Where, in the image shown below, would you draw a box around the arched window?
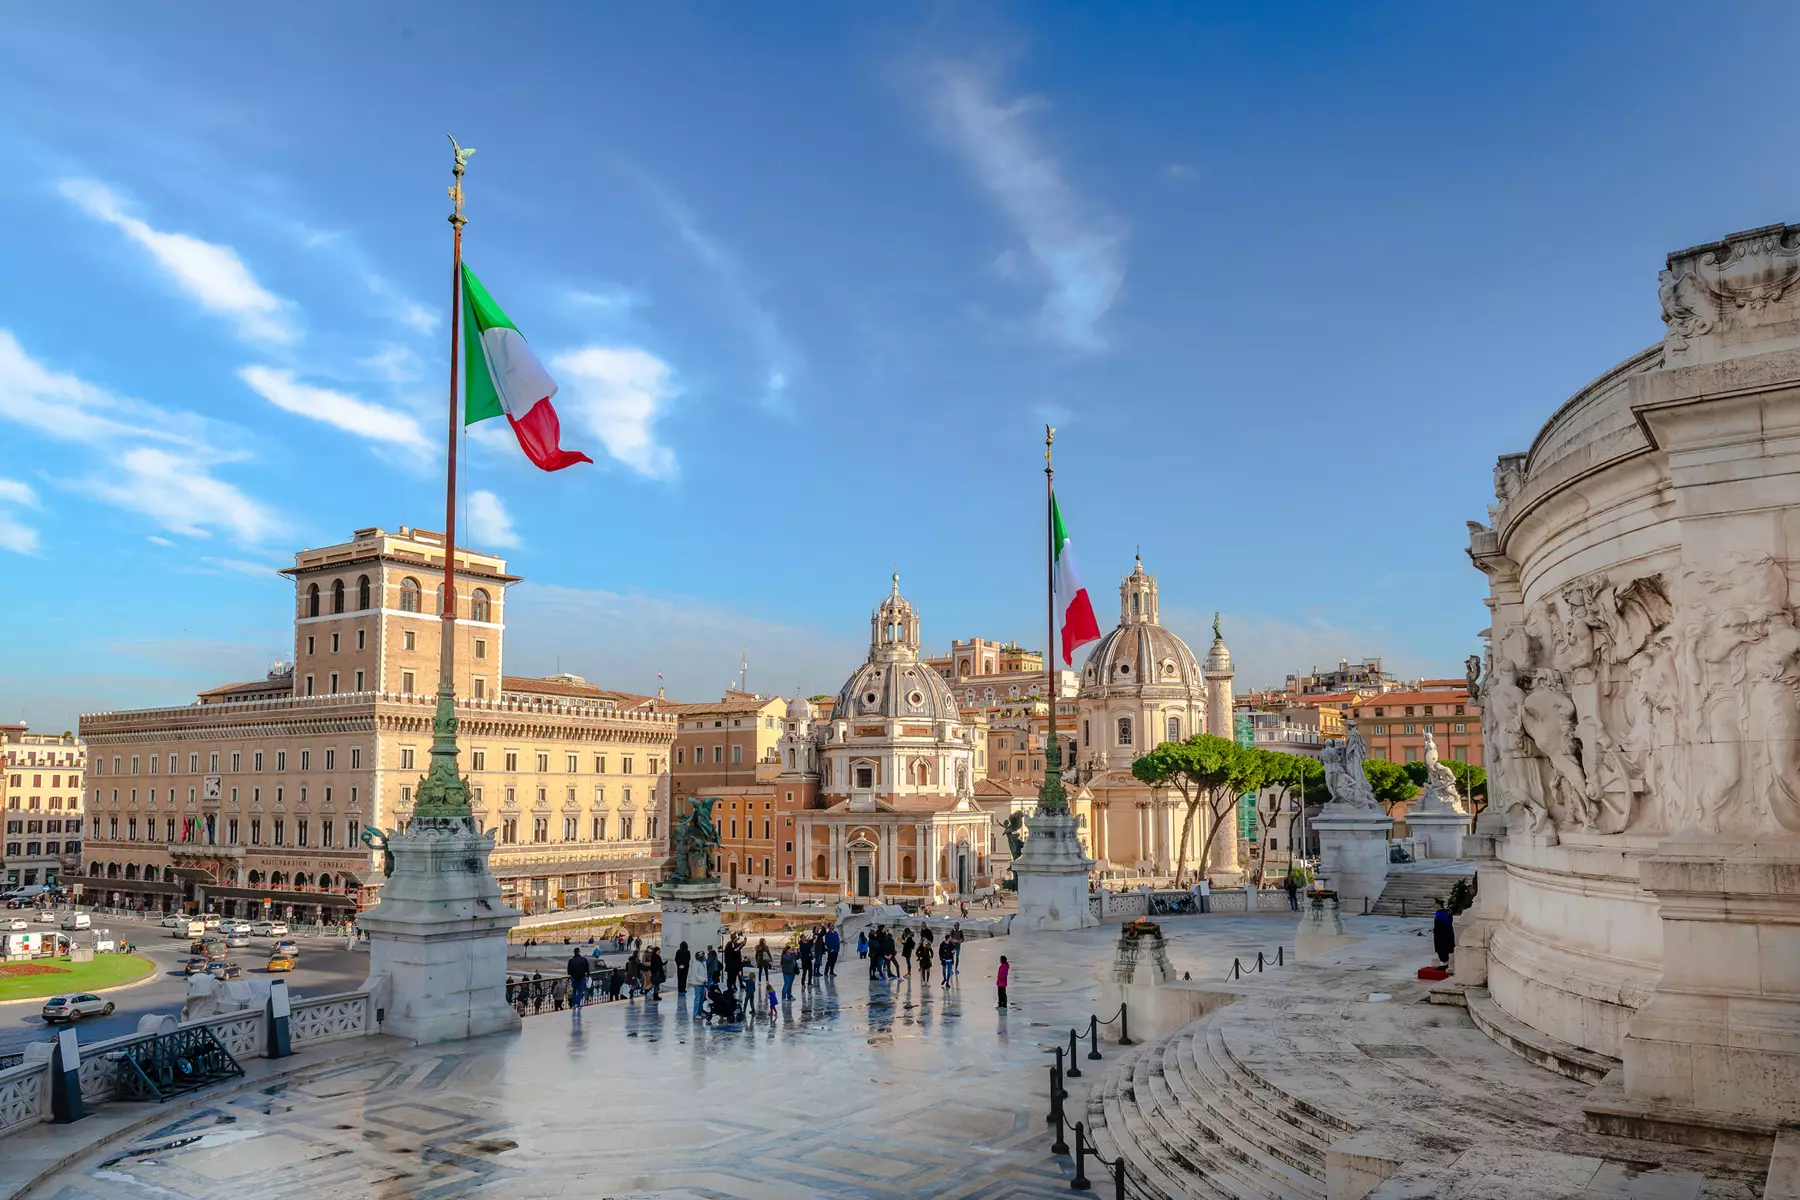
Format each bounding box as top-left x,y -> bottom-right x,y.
247,870 -> 262,884
437,584 -> 449,616
1167,717 -> 1181,741
317,873 -> 332,889
471,588 -> 491,622
293,872 -> 310,888
332,579 -> 345,614
270,871 -> 286,886
106,862 -> 119,879
1117,717 -> 1133,746
400,578 -> 421,613
902,854 -> 915,881
125,863 -> 138,880
357,575 -> 371,610
307,583 -> 320,618
1132,594 -> 1140,617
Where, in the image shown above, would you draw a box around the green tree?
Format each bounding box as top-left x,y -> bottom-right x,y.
1132,734 -> 1265,886
1364,758 -> 1417,815
1252,749 -> 1312,885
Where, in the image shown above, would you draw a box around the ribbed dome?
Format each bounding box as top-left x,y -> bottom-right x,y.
1080,622 -> 1206,692
834,658 -> 961,721
786,693 -> 815,722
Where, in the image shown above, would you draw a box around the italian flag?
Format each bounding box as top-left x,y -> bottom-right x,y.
461,264 -> 593,471
1052,490 -> 1102,665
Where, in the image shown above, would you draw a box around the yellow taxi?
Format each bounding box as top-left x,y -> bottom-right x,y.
267,951 -> 297,972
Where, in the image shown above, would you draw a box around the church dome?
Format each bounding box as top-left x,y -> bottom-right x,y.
1079,557 -> 1206,694
786,693 -> 815,722
832,575 -> 963,721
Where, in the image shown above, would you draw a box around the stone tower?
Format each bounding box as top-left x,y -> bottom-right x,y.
1203,613 -> 1234,738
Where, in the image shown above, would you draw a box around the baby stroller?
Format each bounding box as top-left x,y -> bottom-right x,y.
702,981 -> 739,1023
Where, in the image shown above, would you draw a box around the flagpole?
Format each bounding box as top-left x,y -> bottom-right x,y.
1039,425 -> 1066,816
413,136 -> 477,824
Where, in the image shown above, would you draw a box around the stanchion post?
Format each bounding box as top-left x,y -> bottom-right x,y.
1067,1028 -> 1083,1078
1051,1104 -> 1070,1156
1256,950 -> 1265,972
1118,1002 -> 1133,1046
1277,946 -> 1284,967
1054,1047 -> 1070,1099
1113,1156 -> 1127,1200
1047,1064 -> 1061,1126
1071,1120 -> 1092,1190
1087,1013 -> 1102,1060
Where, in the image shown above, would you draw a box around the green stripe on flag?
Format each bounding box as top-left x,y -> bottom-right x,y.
1051,491 -> 1070,556
460,264 -> 508,426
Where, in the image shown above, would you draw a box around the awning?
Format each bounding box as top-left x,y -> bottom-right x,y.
199,884 -> 358,908
83,878 -> 185,896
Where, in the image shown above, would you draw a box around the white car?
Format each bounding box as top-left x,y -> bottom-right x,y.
250,921 -> 289,937
4,918 -> 26,931
35,910 -> 57,923
41,993 -> 114,1023
202,914 -> 222,929
160,915 -> 184,929
222,921 -> 253,936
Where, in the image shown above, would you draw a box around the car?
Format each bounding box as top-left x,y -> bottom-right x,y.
35,910 -> 57,923
266,952 -> 296,972
180,956 -> 209,976
58,913 -> 90,931
40,993 -> 114,1023
251,921 -> 288,937
4,918 -> 26,931
271,939 -> 298,957
222,921 -> 253,936
204,961 -> 243,981
201,914 -> 222,929
225,932 -> 249,948
160,915 -> 184,929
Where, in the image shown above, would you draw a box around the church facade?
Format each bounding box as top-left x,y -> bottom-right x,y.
784,578 -> 995,903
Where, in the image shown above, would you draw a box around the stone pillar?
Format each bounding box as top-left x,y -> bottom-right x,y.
1406,806 -> 1473,860
359,820 -> 520,1045
657,879 -> 725,963
1011,811 -> 1098,932
1311,803 -> 1393,911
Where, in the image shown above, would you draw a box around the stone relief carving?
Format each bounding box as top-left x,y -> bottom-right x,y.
1660,225 -> 1800,354
1682,551 -> 1800,835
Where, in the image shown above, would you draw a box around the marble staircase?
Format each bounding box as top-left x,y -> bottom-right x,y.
1369,864 -> 1472,916
1086,1009 -> 1354,1200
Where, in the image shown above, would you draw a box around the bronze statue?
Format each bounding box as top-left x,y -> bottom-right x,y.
667,797 -> 722,883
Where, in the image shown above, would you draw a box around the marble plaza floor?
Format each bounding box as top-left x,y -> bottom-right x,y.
24,915 -> 1309,1200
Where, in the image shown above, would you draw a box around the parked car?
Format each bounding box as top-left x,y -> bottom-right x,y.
41,993 -> 114,1023
266,951 -> 296,972
204,961 -> 243,981
59,913 -> 91,931
180,956 -> 209,976
4,918 -> 26,931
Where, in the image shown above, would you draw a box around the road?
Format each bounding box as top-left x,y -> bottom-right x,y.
0,913 -> 370,1055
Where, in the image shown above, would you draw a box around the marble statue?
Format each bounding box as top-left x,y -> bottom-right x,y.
1413,728 -> 1464,814
1321,721 -> 1378,809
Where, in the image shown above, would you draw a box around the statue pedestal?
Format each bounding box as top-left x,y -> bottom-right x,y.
1406,804 -> 1473,859
656,880 -> 725,963
1012,812 -> 1097,933
1312,803 -> 1393,911
359,819 -> 520,1045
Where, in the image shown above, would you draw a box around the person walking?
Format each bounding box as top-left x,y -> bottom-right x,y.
1433,900 -> 1456,967
754,937 -> 773,984
901,928 -> 916,976
705,945 -> 721,986
948,923 -> 965,974
1285,872 -> 1300,912
917,936 -> 934,981
812,927 -> 829,979
648,946 -> 665,1000
780,945 -> 799,1001
675,940 -> 692,993
624,950 -> 642,999
856,930 -> 869,960
723,937 -> 743,994
940,939 -> 955,988
996,955 -> 1009,1009
824,924 -> 841,976
566,946 -> 591,1009
797,933 -> 813,983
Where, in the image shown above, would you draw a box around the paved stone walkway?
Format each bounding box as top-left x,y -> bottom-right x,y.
24,915 -> 1305,1200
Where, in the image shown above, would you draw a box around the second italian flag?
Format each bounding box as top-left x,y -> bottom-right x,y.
462,264 -> 593,471
1052,491 -> 1102,665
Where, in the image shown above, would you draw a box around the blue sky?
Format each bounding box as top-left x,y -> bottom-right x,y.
4,4 -> 1800,732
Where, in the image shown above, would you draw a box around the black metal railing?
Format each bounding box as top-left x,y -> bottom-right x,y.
1224,947 -> 1287,980
1045,1048 -> 1133,1198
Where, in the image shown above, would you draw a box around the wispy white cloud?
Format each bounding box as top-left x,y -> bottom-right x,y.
200,556 -> 286,579
549,345 -> 678,479
646,186 -> 798,416
238,365 -> 430,453
0,329 -> 210,449
467,489 -> 520,549
1163,605 -> 1457,692
147,535 -> 175,547
0,479 -> 39,508
923,63 -> 1126,352
57,178 -> 300,345
363,272 -> 437,334
77,447 -> 282,543
567,285 -> 645,313
358,342 -> 424,385
0,511 -> 41,555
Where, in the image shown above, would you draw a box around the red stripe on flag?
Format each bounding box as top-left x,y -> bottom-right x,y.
507,397 -> 594,472
1060,587 -> 1102,665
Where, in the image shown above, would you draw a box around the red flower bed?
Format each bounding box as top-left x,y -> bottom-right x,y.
0,963 -> 69,979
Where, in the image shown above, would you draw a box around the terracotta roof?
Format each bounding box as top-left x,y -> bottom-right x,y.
974,779 -> 1039,798
197,679 -> 292,700
1351,689 -> 1473,709
663,697 -> 779,716
502,676 -> 657,708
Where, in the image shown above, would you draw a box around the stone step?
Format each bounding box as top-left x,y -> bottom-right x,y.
1464,986 -> 1619,1085
1369,872 -> 1472,916
1215,1021 -> 1360,1139
1088,1046 -> 1232,1200
1157,1031 -> 1329,1198
1134,1038 -> 1315,1200
1173,1024 -> 1331,1177
1198,1022 -> 1341,1148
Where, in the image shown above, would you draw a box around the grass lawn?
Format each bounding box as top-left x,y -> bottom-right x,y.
0,954 -> 156,1002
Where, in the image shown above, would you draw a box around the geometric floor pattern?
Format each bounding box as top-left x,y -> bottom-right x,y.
29,917 -> 1312,1200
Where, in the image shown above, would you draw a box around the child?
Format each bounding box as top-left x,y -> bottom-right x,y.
857,930 -> 869,959
996,955 -> 1009,1009
767,979 -> 779,1014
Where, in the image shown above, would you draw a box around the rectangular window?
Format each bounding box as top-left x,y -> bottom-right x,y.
475,638 -> 486,659
536,787 -> 546,805
536,752 -> 550,772
856,767 -> 873,789
731,745 -> 743,765
563,817 -> 577,841
713,745 -> 723,764
147,755 -> 158,774
323,819 -> 334,848
675,748 -> 684,765
357,629 -> 366,650
593,816 -> 606,840
472,750 -> 486,771
566,754 -> 578,774
533,817 -> 548,843
505,751 -> 519,772
297,818 -> 308,847
1454,722 -> 1467,733
730,819 -> 738,838
331,632 -> 340,653
307,636 -> 316,655
400,749 -> 415,770
594,755 -> 607,773
622,756 -> 634,774
299,750 -> 311,771
273,818 -> 285,845
622,787 -> 632,806
404,631 -> 416,651
253,751 -> 263,772
402,671 -> 415,693
250,818 -> 261,846
324,749 -> 335,771
276,751 -> 286,771
621,816 -> 634,839
473,677 -> 485,699
505,786 -> 516,806
130,755 -> 139,775
356,669 -> 366,691
763,819 -> 771,839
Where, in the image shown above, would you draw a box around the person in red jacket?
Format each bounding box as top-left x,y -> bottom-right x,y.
996,956 -> 1010,1009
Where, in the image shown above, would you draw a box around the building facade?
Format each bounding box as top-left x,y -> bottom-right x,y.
2,727 -> 85,891
788,578 -> 996,903
1070,557 -> 1237,878
77,526 -> 674,919
1348,686 -> 1483,769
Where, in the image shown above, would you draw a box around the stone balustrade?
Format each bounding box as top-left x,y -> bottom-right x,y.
0,988 -> 376,1138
